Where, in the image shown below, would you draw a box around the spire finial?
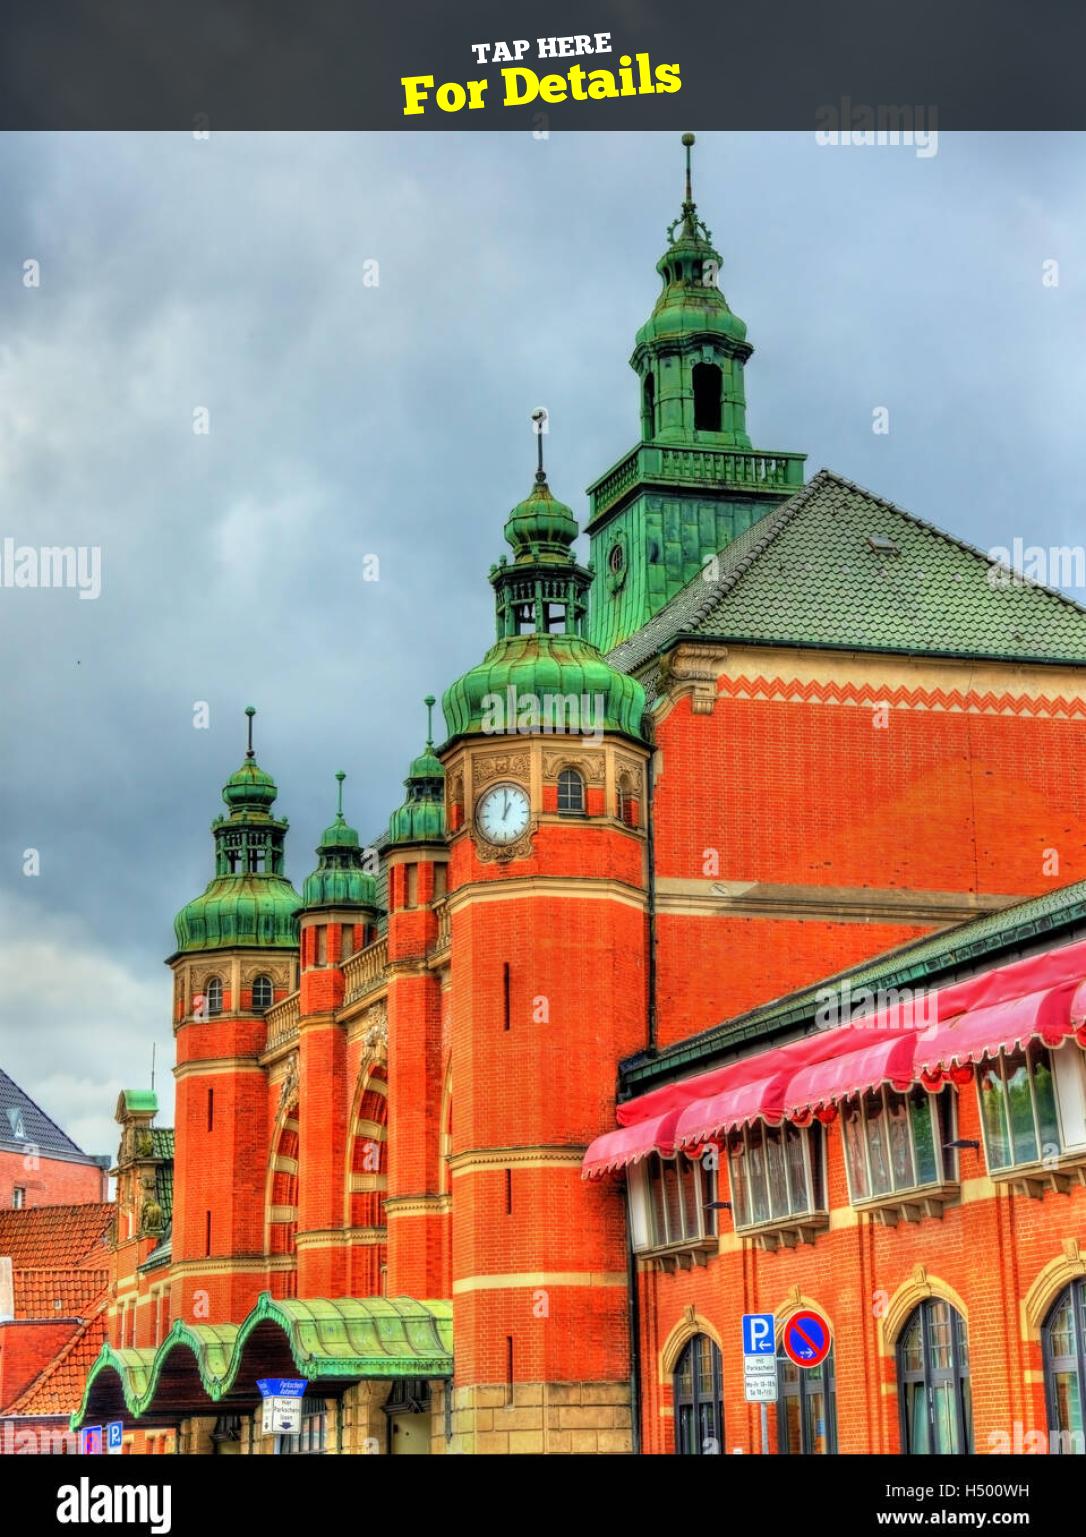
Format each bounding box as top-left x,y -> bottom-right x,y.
244,705 -> 256,760
335,770 -> 346,819
424,694 -> 436,748
682,132 -> 695,207
530,407 -> 548,484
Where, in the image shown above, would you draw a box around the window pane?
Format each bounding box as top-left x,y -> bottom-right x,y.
1004,1052 -> 1039,1164
649,1159 -> 668,1244
664,1162 -> 685,1240
843,1101 -> 869,1199
911,1089 -> 938,1186
905,1381 -> 929,1454
697,1336 -> 714,1397
786,1124 -> 810,1212
931,1382 -> 958,1454
728,1141 -> 749,1228
765,1128 -> 789,1218
978,1061 -> 1011,1170
865,1092 -> 892,1195
1030,1046 -> 1061,1161
927,1299 -> 952,1371
748,1131 -> 770,1224
805,1384 -> 828,1455
887,1091 -> 915,1191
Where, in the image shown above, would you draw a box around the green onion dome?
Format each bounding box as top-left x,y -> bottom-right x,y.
303,772 -> 379,910
383,697 -> 446,849
171,709 -> 302,956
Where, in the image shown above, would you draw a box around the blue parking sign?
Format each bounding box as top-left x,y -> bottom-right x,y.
742,1312 -> 775,1355
106,1421 -> 124,1454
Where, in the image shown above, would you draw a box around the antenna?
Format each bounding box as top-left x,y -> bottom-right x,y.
150,1041 -> 156,1095
244,705 -> 256,759
530,407 -> 548,483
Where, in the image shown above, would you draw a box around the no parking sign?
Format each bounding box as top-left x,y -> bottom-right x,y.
781,1310 -> 831,1369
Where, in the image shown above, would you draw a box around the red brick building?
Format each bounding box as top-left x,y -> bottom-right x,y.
74,137 -> 1086,1455
0,1070 -> 109,1210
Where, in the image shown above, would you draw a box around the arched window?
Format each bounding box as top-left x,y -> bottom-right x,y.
1043,1280 -> 1086,1452
643,373 -> 656,437
692,362 -> 723,432
778,1345 -> 837,1454
205,976 -> 223,1016
252,974 -> 274,1011
557,767 -> 585,815
617,773 -> 638,828
898,1300 -> 972,1454
674,1334 -> 723,1455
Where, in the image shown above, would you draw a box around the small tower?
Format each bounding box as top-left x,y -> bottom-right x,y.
380,701 -> 450,1302
438,423 -> 651,1452
586,133 -> 806,652
167,709 -> 301,1323
295,774 -> 381,1297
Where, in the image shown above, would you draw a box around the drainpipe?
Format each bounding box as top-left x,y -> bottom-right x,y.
626,1213 -> 643,1456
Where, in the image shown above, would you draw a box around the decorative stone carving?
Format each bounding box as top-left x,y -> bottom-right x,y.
472,751 -> 530,786
661,643 -> 723,715
473,819 -> 538,865
542,750 -> 605,783
362,1004 -> 388,1055
278,1054 -> 300,1112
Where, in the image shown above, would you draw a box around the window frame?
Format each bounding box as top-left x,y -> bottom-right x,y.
251,974 -> 274,1011
777,1344 -> 838,1455
673,1333 -> 724,1456
205,976 -> 223,1017
977,1042 -> 1068,1177
841,1083 -> 957,1212
726,1119 -> 826,1241
629,1151 -> 718,1254
897,1299 -> 973,1455
556,767 -> 586,817
1042,1278 -> 1086,1454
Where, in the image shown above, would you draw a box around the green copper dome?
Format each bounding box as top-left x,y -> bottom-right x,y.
172,709 -> 302,956
303,772 -> 379,909
443,432 -> 647,746
384,698 -> 447,849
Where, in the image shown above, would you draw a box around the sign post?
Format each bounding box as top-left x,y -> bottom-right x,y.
256,1377 -> 308,1437
741,1312 -> 777,1454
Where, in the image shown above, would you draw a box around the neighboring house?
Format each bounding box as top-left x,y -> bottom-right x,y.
0,1069 -> 110,1209
0,1202 -> 113,1452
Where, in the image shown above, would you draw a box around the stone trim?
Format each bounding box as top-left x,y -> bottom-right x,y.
452,1270 -> 626,1295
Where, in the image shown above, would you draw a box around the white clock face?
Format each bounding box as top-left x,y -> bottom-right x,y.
476,782 -> 531,846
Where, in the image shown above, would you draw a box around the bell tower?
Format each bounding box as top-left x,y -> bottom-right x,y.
586,133 -> 806,653
167,708 -> 301,1323
439,423 -> 650,1453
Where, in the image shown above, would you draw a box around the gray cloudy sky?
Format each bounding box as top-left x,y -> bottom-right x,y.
1,130 -> 1084,1161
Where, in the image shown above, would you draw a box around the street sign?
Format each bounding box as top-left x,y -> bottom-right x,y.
741,1312 -> 775,1356
258,1377 -> 308,1436
106,1420 -> 124,1455
782,1309 -> 831,1369
743,1354 -> 778,1403
79,1425 -> 103,1456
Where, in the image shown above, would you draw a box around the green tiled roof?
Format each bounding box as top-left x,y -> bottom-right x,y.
72,1293 -> 453,1428
610,469 -> 1086,676
622,877 -> 1086,1093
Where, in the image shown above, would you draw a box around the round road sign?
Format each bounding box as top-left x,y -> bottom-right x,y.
782,1310 -> 831,1369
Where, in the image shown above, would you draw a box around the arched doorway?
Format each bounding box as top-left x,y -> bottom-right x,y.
673,1333 -> 723,1455
898,1299 -> 972,1454
1043,1279 -> 1086,1452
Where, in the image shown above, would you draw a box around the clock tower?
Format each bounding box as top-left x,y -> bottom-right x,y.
438,430 -> 650,1452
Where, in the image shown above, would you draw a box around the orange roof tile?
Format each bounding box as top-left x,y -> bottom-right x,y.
0,1203 -> 113,1269
5,1302 -> 109,1417
13,1267 -> 109,1320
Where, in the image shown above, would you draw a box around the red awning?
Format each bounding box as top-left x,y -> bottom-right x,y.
582,1109 -> 680,1179
674,1071 -> 791,1148
783,1029 -> 923,1117
914,979 -> 1086,1077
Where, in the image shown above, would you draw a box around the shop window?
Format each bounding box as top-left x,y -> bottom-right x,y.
898,1299 -> 972,1454
842,1084 -> 956,1214
674,1334 -> 724,1455
557,768 -> 585,815
205,976 -> 223,1016
251,974 -> 273,1011
1043,1280 -> 1086,1454
978,1044 -> 1086,1180
628,1151 -> 717,1253
727,1121 -> 825,1241
276,1397 -> 328,1456
778,1345 -> 837,1454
